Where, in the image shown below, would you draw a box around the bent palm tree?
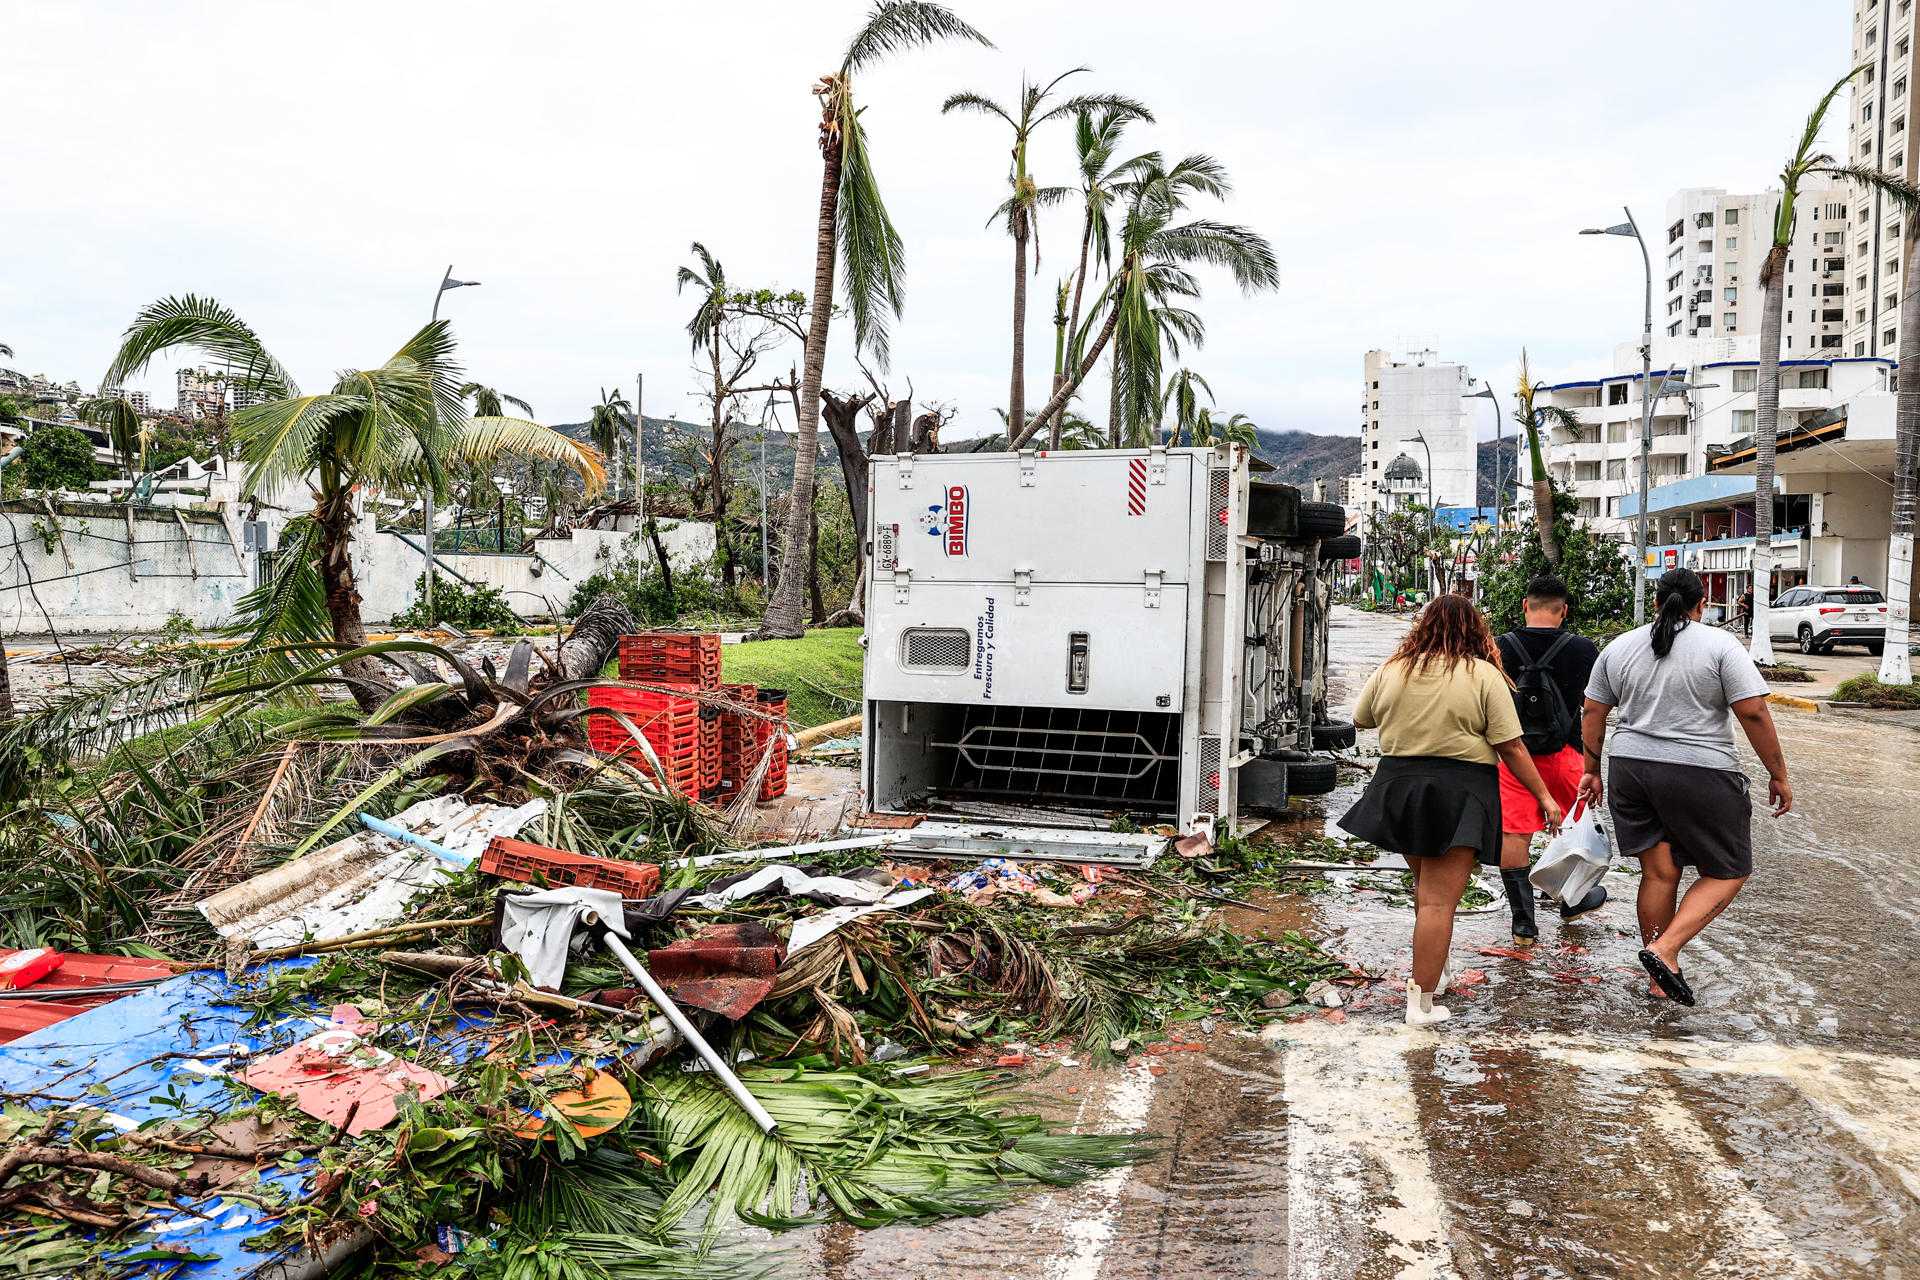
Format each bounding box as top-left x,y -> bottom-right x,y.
1749,67 -> 1920,661
942,71 -> 1148,444
588,387 -> 632,494
1059,107 -> 1155,442
760,1 -> 991,639
459,383 -> 534,419
1017,156 -> 1272,448
1159,367 -> 1212,445
1194,409 -> 1256,448
103,296 -> 604,710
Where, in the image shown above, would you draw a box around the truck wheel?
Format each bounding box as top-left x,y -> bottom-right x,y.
1311,720 -> 1356,750
1240,757 -> 1289,815
1318,534 -> 1362,562
1283,757 -> 1339,796
1298,501 -> 1346,539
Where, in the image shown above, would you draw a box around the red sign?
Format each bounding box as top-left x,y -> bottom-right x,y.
945,485 -> 969,556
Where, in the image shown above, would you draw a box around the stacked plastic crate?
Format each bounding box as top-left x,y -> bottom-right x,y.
752,687 -> 790,801
716,681 -> 757,802
585,632 -> 726,799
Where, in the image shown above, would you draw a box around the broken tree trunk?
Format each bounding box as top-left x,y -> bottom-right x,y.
559,594 -> 638,683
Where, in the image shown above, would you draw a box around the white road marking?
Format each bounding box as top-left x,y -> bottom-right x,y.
1639,1090 -> 1817,1278
1041,1062 -> 1158,1280
1278,1020 -> 1460,1280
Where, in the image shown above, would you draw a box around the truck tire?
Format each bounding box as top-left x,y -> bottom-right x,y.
1240,757 -> 1289,815
1298,501 -> 1346,539
1317,534 -> 1362,562
1311,719 -> 1356,750
1283,756 -> 1339,796
1248,482 -> 1301,539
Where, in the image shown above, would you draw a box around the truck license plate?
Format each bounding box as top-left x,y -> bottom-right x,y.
876,523 -> 899,571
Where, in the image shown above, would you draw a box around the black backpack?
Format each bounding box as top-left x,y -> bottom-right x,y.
1504,630 -> 1577,755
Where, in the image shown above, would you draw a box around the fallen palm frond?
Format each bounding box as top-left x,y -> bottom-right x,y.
643,1063 -> 1142,1238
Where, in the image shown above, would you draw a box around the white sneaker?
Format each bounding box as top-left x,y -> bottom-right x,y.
1405,981 -> 1452,1027
1432,968 -> 1452,996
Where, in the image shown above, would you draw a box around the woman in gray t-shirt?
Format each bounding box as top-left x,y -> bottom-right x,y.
1578,568 -> 1793,1007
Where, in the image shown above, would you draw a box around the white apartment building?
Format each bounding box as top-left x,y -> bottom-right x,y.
1656,182 -> 1848,358
176,366 -> 228,419
1847,0 -> 1919,358
1525,335 -> 1892,538
98,386 -> 151,415
1358,349 -> 1477,517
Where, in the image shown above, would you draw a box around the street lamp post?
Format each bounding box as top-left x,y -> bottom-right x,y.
1467,382 -> 1503,524
1410,429 -> 1436,591
1580,211 -> 1654,622
423,266 -> 481,622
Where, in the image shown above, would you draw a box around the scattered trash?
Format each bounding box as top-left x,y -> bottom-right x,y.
642,923 -> 785,1019
1304,980 -> 1345,1009
235,1005 -> 454,1135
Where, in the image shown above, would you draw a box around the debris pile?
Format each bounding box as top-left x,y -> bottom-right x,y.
0,608 -> 1355,1277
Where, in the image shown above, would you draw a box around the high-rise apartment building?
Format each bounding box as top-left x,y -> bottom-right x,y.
1358,349 -> 1477,518
1656,182 -> 1847,360
176,366 -> 229,419
1846,0 -> 1919,358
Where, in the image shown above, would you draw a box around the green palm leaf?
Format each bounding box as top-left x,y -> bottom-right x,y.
100,294 -> 296,401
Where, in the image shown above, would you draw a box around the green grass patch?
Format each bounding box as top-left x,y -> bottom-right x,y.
722,627 -> 864,728
1833,673 -> 1920,708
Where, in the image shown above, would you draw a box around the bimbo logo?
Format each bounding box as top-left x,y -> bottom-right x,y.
918,484 -> 970,556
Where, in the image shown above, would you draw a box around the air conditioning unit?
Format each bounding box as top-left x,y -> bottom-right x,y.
241,519 -> 274,553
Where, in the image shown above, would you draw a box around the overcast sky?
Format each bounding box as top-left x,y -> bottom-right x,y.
1,0 -> 1855,445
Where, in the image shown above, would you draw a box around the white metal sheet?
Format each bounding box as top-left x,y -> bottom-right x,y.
870,450 -> 1195,585
866,580 -> 1188,712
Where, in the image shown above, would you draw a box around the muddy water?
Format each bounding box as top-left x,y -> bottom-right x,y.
778,607 -> 1920,1278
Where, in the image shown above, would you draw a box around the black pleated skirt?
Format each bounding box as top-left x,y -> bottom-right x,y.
1337,755 -> 1503,866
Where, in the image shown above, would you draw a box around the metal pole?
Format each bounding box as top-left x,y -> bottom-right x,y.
1627,205 -> 1653,625
633,372 -> 645,513
1415,434 -> 1434,592
758,409 -> 771,581
1487,386 -> 1504,525
590,915 -> 779,1134
423,264 -> 455,621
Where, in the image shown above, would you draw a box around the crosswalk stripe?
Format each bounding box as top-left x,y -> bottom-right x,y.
1639,1090 -> 1817,1278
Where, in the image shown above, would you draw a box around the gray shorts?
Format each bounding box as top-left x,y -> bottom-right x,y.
1607,756 -> 1753,880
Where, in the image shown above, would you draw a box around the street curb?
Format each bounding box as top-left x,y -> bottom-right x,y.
1767,692 -> 1821,713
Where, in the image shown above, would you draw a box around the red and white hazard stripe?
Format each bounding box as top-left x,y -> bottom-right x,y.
1126,457 -> 1147,515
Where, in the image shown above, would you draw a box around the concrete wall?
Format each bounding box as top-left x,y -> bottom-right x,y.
1,499 -> 255,635
2,485 -> 717,635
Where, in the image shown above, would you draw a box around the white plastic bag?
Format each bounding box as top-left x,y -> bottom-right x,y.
1529,800 -> 1612,907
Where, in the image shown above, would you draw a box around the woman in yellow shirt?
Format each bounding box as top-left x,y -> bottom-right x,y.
1340,594 -> 1564,1026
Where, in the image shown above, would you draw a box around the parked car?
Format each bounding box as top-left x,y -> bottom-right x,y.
1768,583 -> 1889,655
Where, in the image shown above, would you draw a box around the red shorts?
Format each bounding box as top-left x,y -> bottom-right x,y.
1497,745 -> 1583,835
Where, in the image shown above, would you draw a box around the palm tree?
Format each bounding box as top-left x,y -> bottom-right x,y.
1194,409 -> 1257,448
760,2 -> 990,639
1054,408 -> 1105,450
1748,68 -> 1920,661
588,387 -> 632,496
1885,226 -> 1920,684
459,383 -> 534,418
678,241 -> 744,588
942,71 -> 1148,444
1056,107 -> 1156,443
103,295 -> 604,710
1512,351 -> 1580,566
1159,367 -> 1212,445
1017,156 -> 1272,448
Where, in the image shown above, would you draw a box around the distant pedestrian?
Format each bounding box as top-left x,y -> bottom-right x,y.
1580,568 -> 1793,1007
1736,588 -> 1754,637
1494,575 -> 1603,947
1848,575 -> 1863,585
1341,594 -> 1565,1026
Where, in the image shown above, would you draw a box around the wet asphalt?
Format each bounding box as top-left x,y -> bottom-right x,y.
785,606 -> 1920,1279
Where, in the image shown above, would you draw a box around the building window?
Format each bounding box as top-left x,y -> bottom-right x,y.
1859,307 -> 1870,323
1898,117 -> 1908,136
1857,341 -> 1869,355
1607,382 -> 1628,405
1724,208 -> 1739,226
1725,236 -> 1738,252
1733,409 -> 1756,433
1724,287 -> 1738,303
1668,320 -> 1682,338
1826,230 -> 1843,244
1823,307 -> 1845,322
1732,368 -> 1757,392
1864,101 -> 1876,121
1892,223 -> 1903,241
1798,368 -> 1829,389
1827,257 -> 1847,272
1889,293 -> 1901,313
1724,312 -> 1738,328
1666,271 -> 1683,291
1859,240 -> 1872,258
1887,328 -> 1899,346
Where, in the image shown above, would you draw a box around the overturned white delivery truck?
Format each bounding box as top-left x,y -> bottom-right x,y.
858,443 -> 1356,861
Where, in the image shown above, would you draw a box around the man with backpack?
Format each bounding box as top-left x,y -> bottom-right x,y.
1495,575 -> 1604,945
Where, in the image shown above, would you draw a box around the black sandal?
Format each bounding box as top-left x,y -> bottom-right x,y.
1638,949 -> 1695,1007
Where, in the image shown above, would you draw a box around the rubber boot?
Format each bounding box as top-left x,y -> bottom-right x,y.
1405,981 -> 1451,1027
1502,868 -> 1539,947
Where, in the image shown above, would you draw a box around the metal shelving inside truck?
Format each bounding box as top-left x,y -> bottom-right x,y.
858,443 -> 1352,867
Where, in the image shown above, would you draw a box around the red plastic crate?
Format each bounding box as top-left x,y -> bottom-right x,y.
479,836 -> 662,898
618,632 -> 722,689
754,688 -> 790,802
587,684 -> 706,795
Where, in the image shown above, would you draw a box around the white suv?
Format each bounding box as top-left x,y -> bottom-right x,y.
1768,584 -> 1889,655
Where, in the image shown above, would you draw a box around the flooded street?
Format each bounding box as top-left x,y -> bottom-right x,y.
790,606 -> 1920,1279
